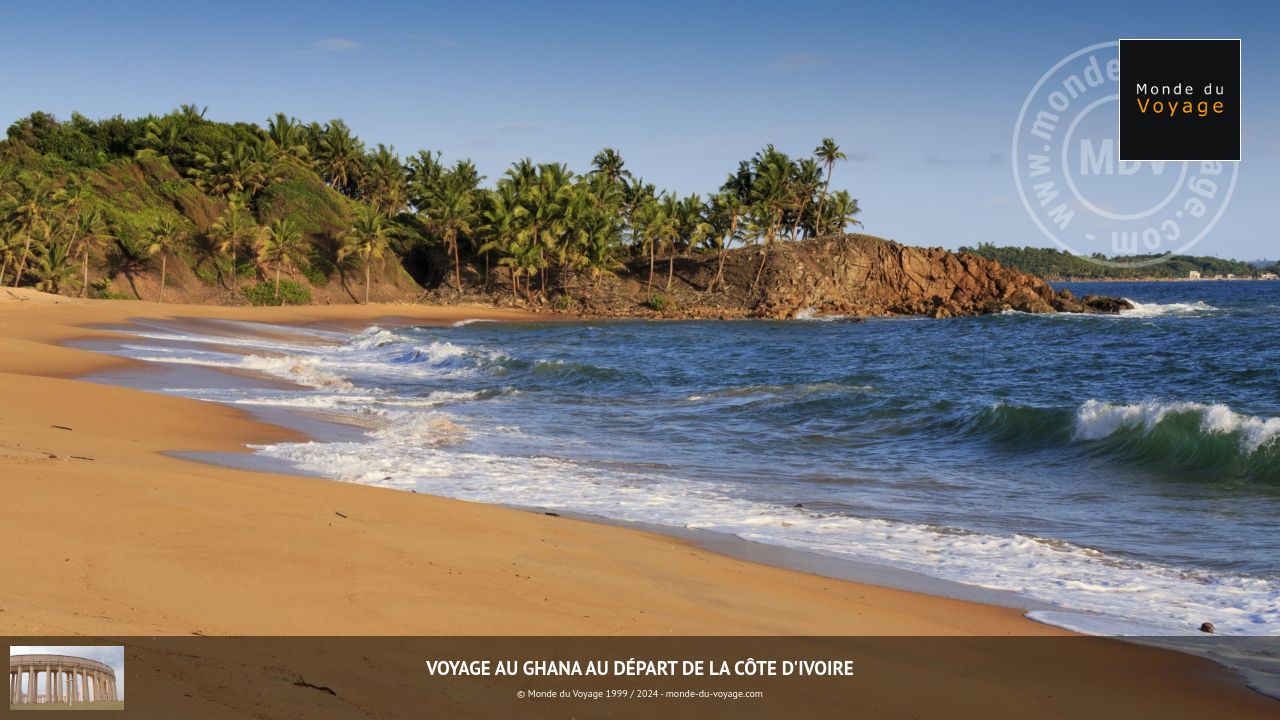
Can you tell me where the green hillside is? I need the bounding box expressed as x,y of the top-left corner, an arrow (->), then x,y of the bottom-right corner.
0,108 -> 862,306
959,243 -> 1264,280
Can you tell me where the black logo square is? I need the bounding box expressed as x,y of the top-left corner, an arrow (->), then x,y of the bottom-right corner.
1119,39 -> 1240,161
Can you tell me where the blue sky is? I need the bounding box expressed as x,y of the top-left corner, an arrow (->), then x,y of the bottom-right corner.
2,0 -> 1276,259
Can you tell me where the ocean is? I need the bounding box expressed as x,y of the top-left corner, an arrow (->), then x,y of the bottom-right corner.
97,280 -> 1280,637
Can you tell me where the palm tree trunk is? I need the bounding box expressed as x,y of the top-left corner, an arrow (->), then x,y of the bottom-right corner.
510,269 -> 518,303
1,253 -> 10,288
80,248 -> 90,298
160,254 -> 168,303
365,263 -> 371,304
711,212 -> 737,293
453,238 -> 462,291
274,264 -> 281,301
647,241 -> 655,292
13,235 -> 32,287
815,163 -> 834,234
753,243 -> 769,290
666,252 -> 674,291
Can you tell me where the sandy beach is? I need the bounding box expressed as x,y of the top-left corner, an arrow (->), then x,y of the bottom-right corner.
1,288 -> 1275,718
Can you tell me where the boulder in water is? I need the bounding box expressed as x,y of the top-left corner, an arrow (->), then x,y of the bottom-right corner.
1081,295 -> 1135,314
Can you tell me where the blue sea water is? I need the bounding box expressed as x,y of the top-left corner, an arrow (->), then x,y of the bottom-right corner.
104,280 -> 1280,636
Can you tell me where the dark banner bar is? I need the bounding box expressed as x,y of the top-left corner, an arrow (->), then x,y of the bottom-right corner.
7,637 -> 1278,718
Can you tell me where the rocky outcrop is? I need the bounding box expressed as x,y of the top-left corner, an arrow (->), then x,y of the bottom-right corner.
427,232 -> 1132,320
744,235 -> 1130,319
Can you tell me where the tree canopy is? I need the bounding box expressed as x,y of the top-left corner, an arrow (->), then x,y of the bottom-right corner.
0,108 -> 867,303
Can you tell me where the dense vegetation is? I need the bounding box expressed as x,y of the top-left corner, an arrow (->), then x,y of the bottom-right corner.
0,107 -> 862,304
959,243 -> 1267,280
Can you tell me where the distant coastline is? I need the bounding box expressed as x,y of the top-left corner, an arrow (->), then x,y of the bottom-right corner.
1051,275 -> 1280,283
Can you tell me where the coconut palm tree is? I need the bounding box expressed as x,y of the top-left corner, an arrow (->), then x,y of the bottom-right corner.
32,239 -> 76,294
748,146 -> 793,287
813,138 -> 847,230
510,162 -> 573,298
708,190 -> 745,293
265,112 -> 311,165
622,177 -> 656,255
362,144 -> 407,216
339,207 -> 392,304
0,234 -> 13,288
590,148 -> 630,187
136,116 -> 185,160
663,194 -> 710,291
189,142 -> 276,200
478,184 -> 526,297
816,190 -> 862,236
146,216 -> 185,303
750,146 -> 791,244
74,207 -> 109,297
317,120 -> 365,195
6,172 -> 57,287
422,161 -> 482,291
788,158 -> 823,240
496,233 -> 541,302
256,218 -> 305,301
210,198 -> 258,293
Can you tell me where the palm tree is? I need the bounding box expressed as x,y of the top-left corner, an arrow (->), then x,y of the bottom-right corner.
339,207 -> 392,304
265,112 -> 310,165
405,149 -> 444,204
146,216 -> 184,302
258,217 -> 305,300
136,117 -> 185,160
816,190 -> 862,236
663,193 -> 709,291
317,120 -> 365,195
496,234 -> 540,302
478,184 -> 526,298
708,190 -> 744,293
631,194 -> 665,292
423,161 -> 482,291
590,148 -> 630,186
0,234 -> 12,287
210,199 -> 258,293
748,146 -> 793,287
74,207 -> 109,297
509,162 -> 573,298
189,142 -> 277,200
7,172 -> 57,287
813,138 -> 847,231
32,240 -> 76,294
750,146 -> 791,245
788,158 -> 823,241
362,144 -> 407,216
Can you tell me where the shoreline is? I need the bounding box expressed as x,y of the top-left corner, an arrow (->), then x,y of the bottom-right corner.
1,289 -> 1276,715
